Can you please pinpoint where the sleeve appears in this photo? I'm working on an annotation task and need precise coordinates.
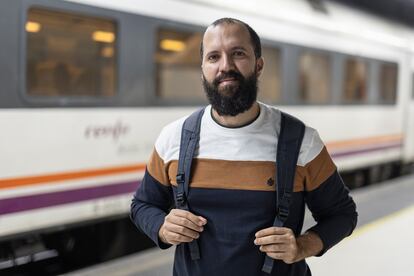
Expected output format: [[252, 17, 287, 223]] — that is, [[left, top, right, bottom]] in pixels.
[[130, 148, 174, 249], [303, 131, 358, 256]]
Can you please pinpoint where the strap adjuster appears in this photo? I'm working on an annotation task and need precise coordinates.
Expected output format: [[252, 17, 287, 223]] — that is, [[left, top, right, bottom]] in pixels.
[[278, 206, 289, 220], [176, 173, 185, 184], [176, 192, 186, 206]]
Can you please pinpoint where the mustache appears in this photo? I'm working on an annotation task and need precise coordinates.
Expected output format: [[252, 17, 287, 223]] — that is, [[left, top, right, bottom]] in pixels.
[[213, 70, 244, 86]]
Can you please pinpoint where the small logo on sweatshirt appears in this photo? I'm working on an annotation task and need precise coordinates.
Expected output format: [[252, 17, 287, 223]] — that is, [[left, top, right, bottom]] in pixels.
[[267, 177, 274, 186]]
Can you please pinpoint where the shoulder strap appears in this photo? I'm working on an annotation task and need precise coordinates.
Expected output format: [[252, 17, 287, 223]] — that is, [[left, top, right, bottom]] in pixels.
[[175, 107, 205, 260], [262, 111, 306, 274]]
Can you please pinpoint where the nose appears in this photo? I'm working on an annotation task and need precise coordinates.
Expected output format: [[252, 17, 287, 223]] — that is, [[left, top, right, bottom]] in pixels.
[[219, 54, 235, 73]]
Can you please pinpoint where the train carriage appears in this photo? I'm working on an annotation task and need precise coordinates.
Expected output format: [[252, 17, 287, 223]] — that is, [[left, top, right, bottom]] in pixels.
[[0, 0, 413, 269]]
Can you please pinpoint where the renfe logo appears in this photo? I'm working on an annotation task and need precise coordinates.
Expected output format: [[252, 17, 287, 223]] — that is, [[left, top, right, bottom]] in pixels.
[[84, 121, 130, 141]]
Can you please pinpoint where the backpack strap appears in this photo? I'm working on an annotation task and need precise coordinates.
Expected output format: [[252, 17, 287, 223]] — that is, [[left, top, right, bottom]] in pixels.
[[175, 107, 205, 260], [262, 111, 306, 274]]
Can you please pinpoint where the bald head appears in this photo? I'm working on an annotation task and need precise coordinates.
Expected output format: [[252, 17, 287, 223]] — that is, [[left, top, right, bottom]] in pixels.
[[200, 18, 262, 60]]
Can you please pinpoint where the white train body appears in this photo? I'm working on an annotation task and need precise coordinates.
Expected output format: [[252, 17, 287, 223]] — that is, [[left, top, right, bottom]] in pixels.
[[1, 0, 414, 242]]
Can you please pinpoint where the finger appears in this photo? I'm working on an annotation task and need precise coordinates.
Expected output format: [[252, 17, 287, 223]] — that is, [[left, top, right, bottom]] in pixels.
[[167, 215, 204, 232], [254, 235, 283, 245], [255, 227, 291, 238], [170, 236, 193, 243], [259, 244, 288, 253], [255, 233, 294, 245], [168, 240, 180, 245], [166, 224, 201, 239], [166, 232, 194, 243], [172, 209, 207, 226]]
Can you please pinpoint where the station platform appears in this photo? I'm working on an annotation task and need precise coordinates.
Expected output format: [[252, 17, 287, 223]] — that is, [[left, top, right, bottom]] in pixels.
[[66, 174, 414, 276]]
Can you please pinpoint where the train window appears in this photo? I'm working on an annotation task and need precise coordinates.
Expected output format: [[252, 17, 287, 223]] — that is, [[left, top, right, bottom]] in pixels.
[[26, 8, 117, 97], [343, 58, 368, 103], [155, 29, 205, 101], [298, 51, 331, 104], [379, 63, 398, 103], [257, 47, 281, 104]]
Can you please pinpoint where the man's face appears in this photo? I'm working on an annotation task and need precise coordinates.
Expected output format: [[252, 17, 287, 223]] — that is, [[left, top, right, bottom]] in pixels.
[[201, 23, 264, 116]]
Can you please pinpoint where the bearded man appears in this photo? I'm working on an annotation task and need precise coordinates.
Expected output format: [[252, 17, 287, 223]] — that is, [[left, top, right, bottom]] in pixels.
[[130, 18, 357, 276]]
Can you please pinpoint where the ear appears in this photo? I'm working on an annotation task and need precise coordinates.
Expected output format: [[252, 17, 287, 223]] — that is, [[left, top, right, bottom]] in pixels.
[[256, 57, 264, 77]]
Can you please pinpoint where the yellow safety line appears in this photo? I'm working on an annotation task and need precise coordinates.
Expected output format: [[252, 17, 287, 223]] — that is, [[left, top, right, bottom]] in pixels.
[[347, 204, 414, 240]]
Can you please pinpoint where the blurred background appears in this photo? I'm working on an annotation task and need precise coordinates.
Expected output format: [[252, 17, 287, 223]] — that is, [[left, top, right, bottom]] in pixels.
[[0, 0, 413, 275]]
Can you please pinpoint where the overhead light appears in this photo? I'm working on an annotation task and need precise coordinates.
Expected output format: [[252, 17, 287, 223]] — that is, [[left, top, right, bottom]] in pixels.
[[160, 39, 186, 52], [26, 21, 41, 33], [92, 31, 115, 43]]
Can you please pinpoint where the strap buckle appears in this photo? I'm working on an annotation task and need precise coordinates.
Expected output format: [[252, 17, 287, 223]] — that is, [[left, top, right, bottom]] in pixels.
[[176, 173, 186, 207], [176, 173, 185, 184]]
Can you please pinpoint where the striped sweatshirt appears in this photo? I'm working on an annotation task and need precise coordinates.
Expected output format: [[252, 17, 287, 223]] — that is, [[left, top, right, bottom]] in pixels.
[[130, 102, 357, 276]]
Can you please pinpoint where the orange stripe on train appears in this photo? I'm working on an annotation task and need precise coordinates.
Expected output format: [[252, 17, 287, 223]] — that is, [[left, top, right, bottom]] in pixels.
[[326, 134, 403, 150], [0, 164, 146, 190]]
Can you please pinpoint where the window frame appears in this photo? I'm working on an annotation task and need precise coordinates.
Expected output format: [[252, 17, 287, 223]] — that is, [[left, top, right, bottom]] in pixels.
[[150, 21, 207, 107], [296, 48, 333, 105], [256, 39, 284, 105], [378, 61, 399, 105], [341, 55, 371, 105], [412, 73, 414, 100], [20, 1, 121, 107]]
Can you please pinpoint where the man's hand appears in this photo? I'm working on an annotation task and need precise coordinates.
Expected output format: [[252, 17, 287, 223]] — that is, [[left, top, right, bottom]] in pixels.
[[159, 209, 207, 245], [254, 227, 323, 264], [254, 227, 300, 264]]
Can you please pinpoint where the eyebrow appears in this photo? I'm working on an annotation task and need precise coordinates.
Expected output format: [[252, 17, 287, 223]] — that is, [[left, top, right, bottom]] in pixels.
[[205, 50, 219, 56], [231, 46, 248, 52], [205, 46, 248, 56]]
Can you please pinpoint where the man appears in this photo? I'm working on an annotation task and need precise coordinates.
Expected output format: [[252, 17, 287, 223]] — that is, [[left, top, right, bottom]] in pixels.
[[130, 18, 357, 275]]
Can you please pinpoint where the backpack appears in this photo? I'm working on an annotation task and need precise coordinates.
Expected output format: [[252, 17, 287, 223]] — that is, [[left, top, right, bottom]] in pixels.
[[175, 107, 305, 274]]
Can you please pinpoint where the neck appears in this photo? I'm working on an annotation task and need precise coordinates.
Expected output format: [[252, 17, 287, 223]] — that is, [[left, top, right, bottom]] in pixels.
[[211, 102, 260, 128]]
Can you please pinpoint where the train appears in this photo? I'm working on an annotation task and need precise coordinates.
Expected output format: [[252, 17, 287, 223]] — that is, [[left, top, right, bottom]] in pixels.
[[1, 0, 414, 272]]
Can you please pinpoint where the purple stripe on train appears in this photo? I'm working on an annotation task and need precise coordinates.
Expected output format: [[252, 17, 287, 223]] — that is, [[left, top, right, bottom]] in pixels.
[[0, 181, 140, 215]]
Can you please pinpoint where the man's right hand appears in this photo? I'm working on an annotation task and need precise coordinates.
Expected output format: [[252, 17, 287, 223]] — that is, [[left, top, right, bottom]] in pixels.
[[158, 209, 207, 245]]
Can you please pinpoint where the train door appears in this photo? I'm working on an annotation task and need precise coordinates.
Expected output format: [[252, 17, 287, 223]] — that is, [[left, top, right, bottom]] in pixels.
[[403, 64, 414, 164]]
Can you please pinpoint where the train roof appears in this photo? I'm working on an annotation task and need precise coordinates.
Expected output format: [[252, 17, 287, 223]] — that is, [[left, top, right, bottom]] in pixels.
[[63, 0, 414, 54]]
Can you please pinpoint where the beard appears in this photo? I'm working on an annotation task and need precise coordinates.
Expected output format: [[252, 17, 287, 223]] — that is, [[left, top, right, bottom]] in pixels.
[[202, 70, 258, 116]]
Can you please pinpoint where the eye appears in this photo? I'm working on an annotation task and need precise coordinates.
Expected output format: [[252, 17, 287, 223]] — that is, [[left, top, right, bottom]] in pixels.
[[233, 51, 245, 57], [207, 54, 219, 62]]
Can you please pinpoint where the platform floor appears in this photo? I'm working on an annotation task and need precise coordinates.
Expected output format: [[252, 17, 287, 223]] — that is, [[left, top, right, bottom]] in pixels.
[[307, 204, 414, 275], [66, 174, 414, 276]]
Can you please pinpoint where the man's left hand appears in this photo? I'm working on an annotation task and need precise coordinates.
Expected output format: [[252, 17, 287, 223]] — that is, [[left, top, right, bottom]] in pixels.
[[254, 227, 302, 264]]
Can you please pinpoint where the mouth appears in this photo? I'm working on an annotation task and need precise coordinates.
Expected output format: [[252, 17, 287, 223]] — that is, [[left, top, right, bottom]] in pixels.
[[218, 78, 238, 86]]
